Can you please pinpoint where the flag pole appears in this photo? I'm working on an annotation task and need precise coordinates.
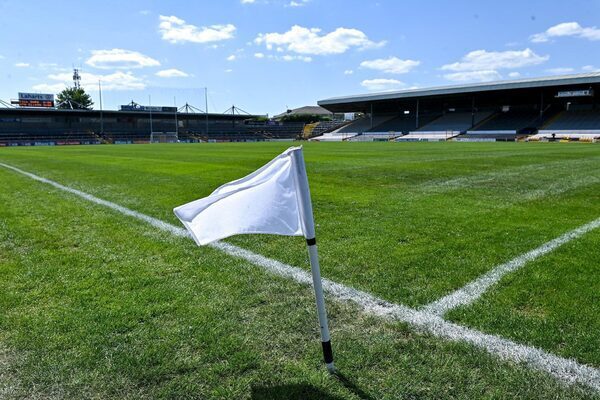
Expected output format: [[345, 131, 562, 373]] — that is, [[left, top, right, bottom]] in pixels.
[[291, 148, 335, 373]]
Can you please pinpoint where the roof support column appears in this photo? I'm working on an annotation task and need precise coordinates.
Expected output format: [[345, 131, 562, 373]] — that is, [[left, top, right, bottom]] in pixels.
[[540, 91, 544, 124], [416, 99, 420, 129], [471, 96, 475, 127], [370, 103, 373, 129]]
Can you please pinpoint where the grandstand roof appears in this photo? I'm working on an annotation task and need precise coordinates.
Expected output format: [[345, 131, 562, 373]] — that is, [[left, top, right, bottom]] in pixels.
[[318, 72, 600, 111]]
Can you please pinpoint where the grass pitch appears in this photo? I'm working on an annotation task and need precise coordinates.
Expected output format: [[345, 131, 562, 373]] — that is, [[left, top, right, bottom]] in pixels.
[[0, 142, 599, 399]]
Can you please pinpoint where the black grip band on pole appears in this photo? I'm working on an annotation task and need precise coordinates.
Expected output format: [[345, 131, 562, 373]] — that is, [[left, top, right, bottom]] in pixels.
[[321, 340, 333, 364], [306, 237, 316, 246]]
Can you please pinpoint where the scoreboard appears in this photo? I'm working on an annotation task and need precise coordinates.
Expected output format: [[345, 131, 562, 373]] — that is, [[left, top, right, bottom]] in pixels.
[[19, 99, 55, 108], [18, 92, 55, 108]]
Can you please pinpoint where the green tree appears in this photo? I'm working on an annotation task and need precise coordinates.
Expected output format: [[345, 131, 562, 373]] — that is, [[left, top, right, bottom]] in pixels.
[[56, 87, 93, 110]]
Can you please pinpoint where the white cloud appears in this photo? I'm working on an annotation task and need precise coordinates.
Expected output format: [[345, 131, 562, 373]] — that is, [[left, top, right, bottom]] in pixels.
[[361, 78, 405, 91], [360, 57, 420, 74], [33, 71, 146, 92], [155, 68, 189, 78], [441, 48, 547, 82], [441, 48, 548, 72], [38, 62, 59, 69], [227, 54, 236, 61], [86, 49, 160, 69], [254, 25, 385, 55], [508, 71, 521, 78], [159, 15, 235, 44], [582, 65, 599, 72], [344, 69, 354, 75], [241, 0, 255, 3], [280, 54, 312, 62], [288, 0, 309, 6], [544, 67, 575, 75], [15, 62, 30, 68], [255, 53, 311, 62], [531, 22, 600, 43], [225, 68, 233, 73], [139, 9, 151, 15], [443, 70, 502, 82], [31, 83, 70, 93]]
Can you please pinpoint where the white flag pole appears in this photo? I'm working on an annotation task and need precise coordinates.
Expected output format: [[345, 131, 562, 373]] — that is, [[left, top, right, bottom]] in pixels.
[[291, 148, 335, 373]]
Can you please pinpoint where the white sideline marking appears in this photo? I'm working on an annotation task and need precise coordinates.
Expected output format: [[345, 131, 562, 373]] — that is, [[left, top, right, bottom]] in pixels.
[[424, 217, 600, 316], [2, 161, 600, 393]]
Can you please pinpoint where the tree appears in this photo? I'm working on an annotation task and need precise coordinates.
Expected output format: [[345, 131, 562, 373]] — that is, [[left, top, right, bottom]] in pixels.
[[56, 87, 93, 110]]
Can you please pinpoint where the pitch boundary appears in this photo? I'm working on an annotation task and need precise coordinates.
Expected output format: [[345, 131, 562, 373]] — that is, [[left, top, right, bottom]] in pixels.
[[423, 216, 600, 316], [1, 161, 599, 393]]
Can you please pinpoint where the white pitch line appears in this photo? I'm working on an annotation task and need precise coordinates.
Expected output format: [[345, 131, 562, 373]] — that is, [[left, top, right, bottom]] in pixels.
[[423, 217, 600, 316], [2, 161, 600, 393]]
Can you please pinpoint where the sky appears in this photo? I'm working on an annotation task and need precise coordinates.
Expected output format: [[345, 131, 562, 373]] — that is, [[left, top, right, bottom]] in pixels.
[[1, 0, 599, 116]]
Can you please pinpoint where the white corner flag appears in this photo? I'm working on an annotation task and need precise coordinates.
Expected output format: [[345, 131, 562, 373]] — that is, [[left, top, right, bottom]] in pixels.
[[174, 146, 335, 372]]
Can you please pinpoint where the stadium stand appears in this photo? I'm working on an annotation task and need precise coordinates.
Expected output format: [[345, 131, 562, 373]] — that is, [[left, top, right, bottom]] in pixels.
[[396, 131, 460, 142], [393, 111, 491, 141], [529, 108, 600, 142], [0, 107, 306, 145], [472, 108, 540, 132], [244, 121, 305, 140], [347, 132, 400, 141], [305, 120, 351, 138], [318, 72, 600, 143], [308, 132, 357, 141], [333, 115, 396, 134], [365, 113, 425, 134], [542, 109, 600, 130], [0, 129, 100, 145], [454, 131, 517, 142], [417, 111, 493, 133], [527, 131, 600, 142], [309, 116, 413, 140], [4, 73, 600, 146]]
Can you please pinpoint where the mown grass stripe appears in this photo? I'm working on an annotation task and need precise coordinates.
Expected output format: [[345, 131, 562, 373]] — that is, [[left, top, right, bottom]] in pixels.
[[1, 160, 599, 393], [423, 216, 600, 316]]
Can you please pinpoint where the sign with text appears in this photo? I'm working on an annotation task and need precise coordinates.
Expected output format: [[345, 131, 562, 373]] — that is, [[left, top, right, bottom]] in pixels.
[[556, 89, 594, 98], [18, 92, 55, 107]]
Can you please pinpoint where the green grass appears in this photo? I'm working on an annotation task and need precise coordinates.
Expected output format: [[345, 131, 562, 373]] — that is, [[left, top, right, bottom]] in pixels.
[[448, 228, 600, 367], [0, 142, 599, 398]]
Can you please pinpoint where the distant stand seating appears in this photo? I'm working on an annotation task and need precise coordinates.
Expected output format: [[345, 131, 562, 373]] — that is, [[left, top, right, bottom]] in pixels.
[[308, 132, 357, 141], [244, 121, 305, 140], [529, 109, 600, 142], [473, 109, 540, 132], [348, 132, 400, 141], [0, 129, 101, 146], [455, 132, 517, 142], [542, 109, 600, 131], [527, 131, 600, 142], [366, 114, 423, 134], [417, 111, 492, 133], [0, 109, 309, 146], [333, 115, 396, 134], [307, 120, 351, 138], [396, 131, 461, 142]]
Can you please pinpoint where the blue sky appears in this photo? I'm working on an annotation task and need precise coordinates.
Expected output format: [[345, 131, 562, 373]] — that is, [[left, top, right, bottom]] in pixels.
[[1, 0, 599, 115]]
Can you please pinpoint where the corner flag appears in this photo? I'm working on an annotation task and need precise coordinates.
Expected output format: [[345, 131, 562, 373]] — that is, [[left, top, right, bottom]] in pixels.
[[174, 146, 335, 372]]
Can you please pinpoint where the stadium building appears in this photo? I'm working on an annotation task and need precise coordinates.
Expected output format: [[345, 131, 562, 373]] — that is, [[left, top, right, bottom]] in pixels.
[[0, 106, 309, 146], [317, 72, 600, 142], [3, 73, 600, 146]]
